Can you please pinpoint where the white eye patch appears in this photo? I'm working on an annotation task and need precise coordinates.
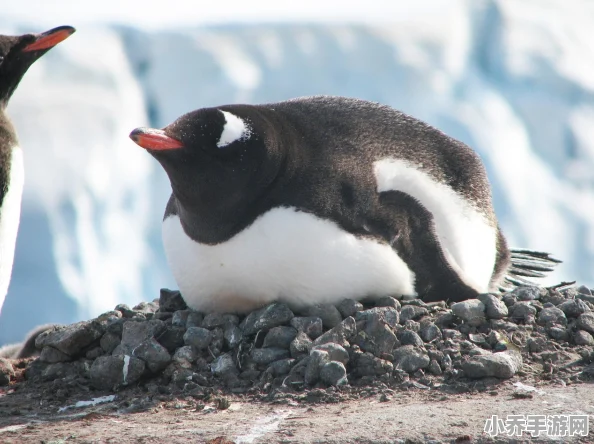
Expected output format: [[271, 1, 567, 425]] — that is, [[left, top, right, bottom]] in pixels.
[[217, 110, 251, 148]]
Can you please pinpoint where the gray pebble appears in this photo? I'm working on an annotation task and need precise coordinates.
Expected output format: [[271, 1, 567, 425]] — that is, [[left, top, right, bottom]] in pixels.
[[548, 326, 569, 341], [211, 352, 237, 376], [392, 345, 430, 373], [574, 330, 594, 346], [313, 316, 357, 347], [354, 352, 393, 377], [85, 347, 105, 360], [158, 289, 187, 313], [305, 349, 330, 385], [509, 301, 538, 323], [241, 302, 294, 335], [320, 361, 348, 386], [399, 305, 428, 323], [115, 304, 136, 318], [451, 300, 486, 326], [576, 293, 594, 305], [250, 348, 290, 365], [577, 285, 592, 296], [0, 358, 14, 386], [502, 293, 517, 307], [398, 330, 424, 347], [35, 320, 104, 357], [133, 338, 171, 373], [117, 319, 166, 355], [100, 332, 121, 354], [185, 312, 203, 328], [375, 296, 401, 310], [428, 359, 442, 375], [512, 286, 543, 301], [419, 322, 442, 342], [183, 327, 213, 349], [462, 350, 522, 379], [478, 294, 508, 319], [39, 346, 71, 363], [356, 307, 399, 328], [290, 332, 313, 359], [353, 311, 397, 357], [202, 313, 239, 329], [224, 324, 243, 349], [298, 304, 342, 329], [336, 299, 364, 318], [311, 343, 349, 365], [156, 326, 186, 352], [537, 307, 567, 326], [290, 317, 323, 339], [267, 358, 295, 376], [172, 346, 197, 368], [558, 299, 590, 318], [171, 310, 190, 327], [90, 355, 145, 390], [577, 312, 594, 334], [263, 326, 298, 349]]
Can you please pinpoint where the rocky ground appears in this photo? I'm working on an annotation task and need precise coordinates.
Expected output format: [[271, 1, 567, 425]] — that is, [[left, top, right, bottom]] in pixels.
[[1, 284, 594, 443]]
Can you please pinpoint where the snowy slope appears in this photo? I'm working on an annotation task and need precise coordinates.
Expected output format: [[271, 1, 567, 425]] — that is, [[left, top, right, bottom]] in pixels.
[[1, 0, 593, 344]]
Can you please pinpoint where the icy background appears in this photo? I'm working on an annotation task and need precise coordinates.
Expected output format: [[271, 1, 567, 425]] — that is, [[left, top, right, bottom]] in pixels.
[[1, 0, 593, 344]]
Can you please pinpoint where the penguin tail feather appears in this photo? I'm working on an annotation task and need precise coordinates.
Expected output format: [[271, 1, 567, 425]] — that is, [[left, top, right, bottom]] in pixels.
[[499, 249, 565, 292]]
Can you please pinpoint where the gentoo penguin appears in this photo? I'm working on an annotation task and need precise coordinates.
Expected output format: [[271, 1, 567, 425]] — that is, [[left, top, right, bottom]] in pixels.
[[130, 96, 559, 313], [0, 26, 75, 315]]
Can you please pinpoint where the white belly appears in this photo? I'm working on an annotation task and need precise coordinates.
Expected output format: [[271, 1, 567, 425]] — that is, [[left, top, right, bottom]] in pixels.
[[162, 207, 416, 313], [0, 146, 24, 314]]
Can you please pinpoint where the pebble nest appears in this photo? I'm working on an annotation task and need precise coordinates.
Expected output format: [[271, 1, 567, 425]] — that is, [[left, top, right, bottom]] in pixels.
[[2, 284, 594, 408]]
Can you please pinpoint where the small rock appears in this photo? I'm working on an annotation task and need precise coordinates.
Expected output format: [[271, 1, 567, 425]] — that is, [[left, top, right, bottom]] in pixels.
[[156, 326, 186, 352], [263, 326, 298, 349], [202, 313, 239, 329], [320, 361, 348, 386], [133, 301, 159, 314], [298, 304, 342, 329], [267, 358, 295, 376], [115, 304, 136, 318], [558, 299, 590, 318], [508, 301, 538, 323], [398, 330, 424, 347], [451, 300, 486, 326], [353, 352, 393, 377], [462, 350, 522, 379], [356, 307, 399, 327], [172, 346, 197, 368], [375, 296, 401, 310], [241, 303, 294, 335], [502, 293, 517, 307], [290, 332, 313, 358], [90, 355, 145, 390], [116, 320, 166, 355], [183, 327, 212, 349], [336, 299, 364, 318], [251, 348, 290, 366], [435, 312, 457, 328], [428, 359, 442, 375], [224, 325, 243, 349], [290, 317, 323, 339], [577, 313, 594, 334], [0, 358, 14, 386], [86, 347, 105, 360], [548, 326, 569, 341], [39, 346, 72, 363], [353, 311, 397, 356], [576, 292, 594, 305], [574, 330, 594, 346], [171, 310, 190, 327], [313, 316, 357, 347], [100, 332, 121, 354], [538, 307, 567, 326], [512, 286, 543, 301], [478, 294, 508, 319], [527, 337, 547, 353], [399, 305, 428, 323], [311, 343, 349, 365], [418, 322, 442, 343], [186, 311, 203, 328], [159, 289, 187, 312], [211, 353, 237, 376], [35, 320, 104, 357], [577, 285, 592, 295], [305, 349, 330, 385], [392, 345, 430, 373], [133, 338, 172, 373]]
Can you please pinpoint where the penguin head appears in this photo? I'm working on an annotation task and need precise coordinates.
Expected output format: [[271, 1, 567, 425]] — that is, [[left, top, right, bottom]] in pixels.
[[0, 26, 75, 107], [130, 106, 283, 215]]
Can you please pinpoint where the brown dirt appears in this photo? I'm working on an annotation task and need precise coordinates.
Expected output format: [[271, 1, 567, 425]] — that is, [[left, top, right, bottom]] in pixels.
[[1, 375, 593, 443]]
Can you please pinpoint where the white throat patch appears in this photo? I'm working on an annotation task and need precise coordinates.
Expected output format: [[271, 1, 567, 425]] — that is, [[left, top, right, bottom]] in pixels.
[[217, 110, 250, 148], [373, 158, 497, 293], [162, 207, 416, 313]]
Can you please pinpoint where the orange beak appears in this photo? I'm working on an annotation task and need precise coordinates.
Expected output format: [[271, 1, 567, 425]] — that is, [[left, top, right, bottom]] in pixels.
[[23, 26, 76, 52], [129, 128, 184, 151]]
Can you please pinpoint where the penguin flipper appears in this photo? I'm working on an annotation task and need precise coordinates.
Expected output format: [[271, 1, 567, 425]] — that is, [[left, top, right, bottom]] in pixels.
[[369, 190, 479, 304]]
